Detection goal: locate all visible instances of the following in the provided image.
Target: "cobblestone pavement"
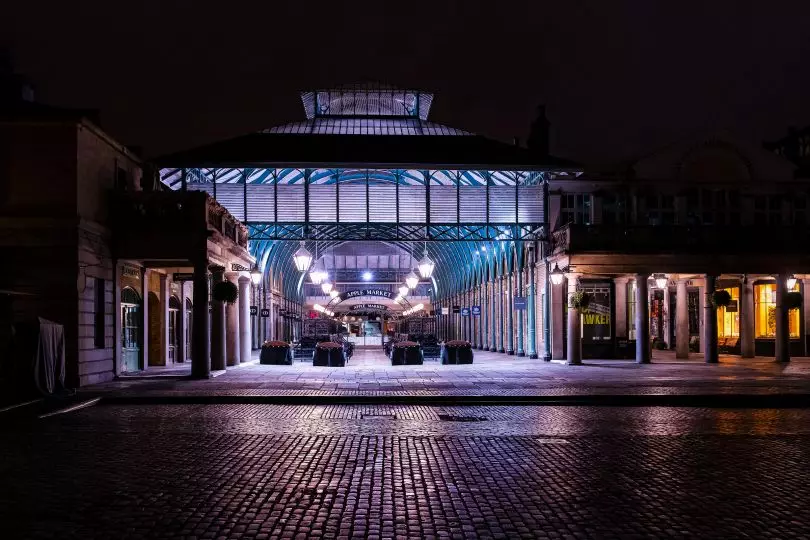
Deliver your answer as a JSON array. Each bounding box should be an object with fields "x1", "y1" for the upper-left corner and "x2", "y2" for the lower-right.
[
  {"x1": 2, "y1": 404, "x2": 810, "y2": 539},
  {"x1": 90, "y1": 349, "x2": 810, "y2": 398}
]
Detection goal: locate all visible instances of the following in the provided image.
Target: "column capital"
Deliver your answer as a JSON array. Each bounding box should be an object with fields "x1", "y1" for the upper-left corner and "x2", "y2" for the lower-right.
[
  {"x1": 208, "y1": 264, "x2": 225, "y2": 274},
  {"x1": 614, "y1": 276, "x2": 630, "y2": 285},
  {"x1": 237, "y1": 273, "x2": 251, "y2": 284}
]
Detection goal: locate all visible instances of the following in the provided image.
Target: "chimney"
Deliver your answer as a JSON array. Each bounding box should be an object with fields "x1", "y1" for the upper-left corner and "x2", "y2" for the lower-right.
[{"x1": 527, "y1": 104, "x2": 550, "y2": 157}]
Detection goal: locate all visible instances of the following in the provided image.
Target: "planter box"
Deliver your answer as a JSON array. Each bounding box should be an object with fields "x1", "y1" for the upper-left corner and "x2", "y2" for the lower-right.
[
  {"x1": 260, "y1": 347, "x2": 292, "y2": 365},
  {"x1": 313, "y1": 347, "x2": 346, "y2": 367},
  {"x1": 441, "y1": 346, "x2": 474, "y2": 364},
  {"x1": 391, "y1": 346, "x2": 423, "y2": 366}
]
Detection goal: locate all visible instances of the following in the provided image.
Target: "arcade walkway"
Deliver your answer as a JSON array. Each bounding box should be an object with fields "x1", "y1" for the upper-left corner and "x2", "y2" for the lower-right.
[{"x1": 88, "y1": 349, "x2": 810, "y2": 399}]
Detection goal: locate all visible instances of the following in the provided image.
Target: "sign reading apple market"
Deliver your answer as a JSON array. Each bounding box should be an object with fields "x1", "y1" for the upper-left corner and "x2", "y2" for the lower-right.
[
  {"x1": 349, "y1": 303, "x2": 389, "y2": 311},
  {"x1": 336, "y1": 289, "x2": 394, "y2": 302}
]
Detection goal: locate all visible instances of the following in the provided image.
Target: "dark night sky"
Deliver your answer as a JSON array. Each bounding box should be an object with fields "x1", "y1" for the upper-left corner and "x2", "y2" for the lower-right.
[{"x1": 5, "y1": 1, "x2": 810, "y2": 163}]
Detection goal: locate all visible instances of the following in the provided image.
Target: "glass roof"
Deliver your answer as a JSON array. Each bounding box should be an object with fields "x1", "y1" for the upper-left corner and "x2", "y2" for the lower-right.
[
  {"x1": 262, "y1": 118, "x2": 470, "y2": 136},
  {"x1": 301, "y1": 82, "x2": 433, "y2": 120}
]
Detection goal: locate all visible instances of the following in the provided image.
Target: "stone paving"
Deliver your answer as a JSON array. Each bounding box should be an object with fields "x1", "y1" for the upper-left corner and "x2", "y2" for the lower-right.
[
  {"x1": 2, "y1": 403, "x2": 810, "y2": 538},
  {"x1": 92, "y1": 349, "x2": 810, "y2": 398}
]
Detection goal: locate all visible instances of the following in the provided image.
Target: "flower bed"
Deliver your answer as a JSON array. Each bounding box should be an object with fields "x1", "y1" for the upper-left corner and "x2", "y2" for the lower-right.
[
  {"x1": 393, "y1": 340, "x2": 420, "y2": 348},
  {"x1": 445, "y1": 340, "x2": 472, "y2": 348},
  {"x1": 262, "y1": 340, "x2": 289, "y2": 348}
]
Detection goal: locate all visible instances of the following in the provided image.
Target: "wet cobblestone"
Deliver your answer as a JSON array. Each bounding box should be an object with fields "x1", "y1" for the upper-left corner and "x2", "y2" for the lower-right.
[{"x1": 2, "y1": 405, "x2": 810, "y2": 538}]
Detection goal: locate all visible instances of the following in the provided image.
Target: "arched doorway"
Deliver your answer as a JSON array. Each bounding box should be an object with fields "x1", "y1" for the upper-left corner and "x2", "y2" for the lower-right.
[
  {"x1": 120, "y1": 287, "x2": 141, "y2": 373},
  {"x1": 168, "y1": 295, "x2": 181, "y2": 363}
]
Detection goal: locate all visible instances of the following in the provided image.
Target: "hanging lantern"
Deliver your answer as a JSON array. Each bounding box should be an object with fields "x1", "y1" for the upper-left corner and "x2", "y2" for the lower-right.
[
  {"x1": 398, "y1": 285, "x2": 409, "y2": 297},
  {"x1": 309, "y1": 259, "x2": 327, "y2": 285},
  {"x1": 405, "y1": 270, "x2": 419, "y2": 290},
  {"x1": 293, "y1": 242, "x2": 312, "y2": 273},
  {"x1": 329, "y1": 289, "x2": 339, "y2": 299},
  {"x1": 250, "y1": 264, "x2": 262, "y2": 286},
  {"x1": 549, "y1": 263, "x2": 564, "y2": 286},
  {"x1": 418, "y1": 243, "x2": 435, "y2": 279},
  {"x1": 321, "y1": 279, "x2": 333, "y2": 294},
  {"x1": 787, "y1": 275, "x2": 797, "y2": 290},
  {"x1": 654, "y1": 273, "x2": 668, "y2": 289}
]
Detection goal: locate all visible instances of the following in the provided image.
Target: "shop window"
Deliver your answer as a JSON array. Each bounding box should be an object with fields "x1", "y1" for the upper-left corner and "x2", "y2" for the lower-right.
[
  {"x1": 601, "y1": 193, "x2": 629, "y2": 225},
  {"x1": 560, "y1": 194, "x2": 591, "y2": 226},
  {"x1": 754, "y1": 282, "x2": 800, "y2": 338},
  {"x1": 716, "y1": 287, "x2": 740, "y2": 338},
  {"x1": 94, "y1": 278, "x2": 105, "y2": 348},
  {"x1": 643, "y1": 194, "x2": 675, "y2": 225},
  {"x1": 754, "y1": 195, "x2": 783, "y2": 226}
]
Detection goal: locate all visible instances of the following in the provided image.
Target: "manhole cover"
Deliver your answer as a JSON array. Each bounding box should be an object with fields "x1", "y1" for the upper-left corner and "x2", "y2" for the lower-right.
[
  {"x1": 361, "y1": 414, "x2": 397, "y2": 419},
  {"x1": 438, "y1": 414, "x2": 488, "y2": 422},
  {"x1": 535, "y1": 438, "x2": 569, "y2": 444}
]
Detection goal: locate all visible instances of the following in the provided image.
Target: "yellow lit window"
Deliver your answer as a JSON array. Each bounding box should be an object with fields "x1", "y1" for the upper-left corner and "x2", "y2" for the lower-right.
[
  {"x1": 716, "y1": 287, "x2": 739, "y2": 338},
  {"x1": 754, "y1": 282, "x2": 800, "y2": 339}
]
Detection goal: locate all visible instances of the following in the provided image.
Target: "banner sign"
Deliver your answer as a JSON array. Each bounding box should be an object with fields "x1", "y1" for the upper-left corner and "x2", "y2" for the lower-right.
[
  {"x1": 250, "y1": 306, "x2": 258, "y2": 316},
  {"x1": 726, "y1": 299, "x2": 738, "y2": 313},
  {"x1": 349, "y1": 303, "x2": 389, "y2": 311},
  {"x1": 260, "y1": 308, "x2": 270, "y2": 317},
  {"x1": 471, "y1": 305, "x2": 481, "y2": 316},
  {"x1": 461, "y1": 307, "x2": 471, "y2": 316},
  {"x1": 441, "y1": 307, "x2": 450, "y2": 315},
  {"x1": 514, "y1": 296, "x2": 527, "y2": 310},
  {"x1": 337, "y1": 289, "x2": 394, "y2": 302},
  {"x1": 580, "y1": 285, "x2": 611, "y2": 343},
  {"x1": 452, "y1": 305, "x2": 460, "y2": 314},
  {"x1": 172, "y1": 272, "x2": 194, "y2": 282}
]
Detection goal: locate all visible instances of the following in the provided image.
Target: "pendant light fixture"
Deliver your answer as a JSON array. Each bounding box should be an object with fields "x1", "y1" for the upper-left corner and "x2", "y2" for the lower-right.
[
  {"x1": 293, "y1": 241, "x2": 312, "y2": 273},
  {"x1": 418, "y1": 241, "x2": 435, "y2": 279}
]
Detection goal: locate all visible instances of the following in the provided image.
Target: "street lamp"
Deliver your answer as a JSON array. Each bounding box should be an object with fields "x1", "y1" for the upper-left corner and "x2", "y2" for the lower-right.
[
  {"x1": 787, "y1": 274, "x2": 797, "y2": 290},
  {"x1": 250, "y1": 264, "x2": 262, "y2": 286},
  {"x1": 321, "y1": 279, "x2": 333, "y2": 295},
  {"x1": 654, "y1": 273, "x2": 668, "y2": 289},
  {"x1": 293, "y1": 242, "x2": 312, "y2": 273},
  {"x1": 549, "y1": 263, "x2": 564, "y2": 286},
  {"x1": 309, "y1": 259, "x2": 327, "y2": 285},
  {"x1": 329, "y1": 289, "x2": 339, "y2": 299},
  {"x1": 398, "y1": 285, "x2": 410, "y2": 297}
]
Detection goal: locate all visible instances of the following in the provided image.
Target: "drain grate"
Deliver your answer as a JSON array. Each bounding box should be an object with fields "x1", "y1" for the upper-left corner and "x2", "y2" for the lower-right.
[
  {"x1": 361, "y1": 414, "x2": 397, "y2": 419},
  {"x1": 438, "y1": 414, "x2": 488, "y2": 422}
]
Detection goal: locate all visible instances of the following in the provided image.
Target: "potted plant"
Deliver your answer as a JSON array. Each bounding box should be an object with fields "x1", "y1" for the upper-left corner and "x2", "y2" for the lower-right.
[
  {"x1": 260, "y1": 340, "x2": 292, "y2": 365},
  {"x1": 313, "y1": 341, "x2": 345, "y2": 367},
  {"x1": 391, "y1": 341, "x2": 423, "y2": 365},
  {"x1": 711, "y1": 290, "x2": 732, "y2": 308},
  {"x1": 212, "y1": 280, "x2": 239, "y2": 304},
  {"x1": 441, "y1": 340, "x2": 474, "y2": 365}
]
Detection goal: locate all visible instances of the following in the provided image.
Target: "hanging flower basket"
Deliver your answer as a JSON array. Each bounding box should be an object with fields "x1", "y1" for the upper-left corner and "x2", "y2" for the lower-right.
[
  {"x1": 786, "y1": 291, "x2": 803, "y2": 310},
  {"x1": 212, "y1": 280, "x2": 239, "y2": 304},
  {"x1": 568, "y1": 290, "x2": 591, "y2": 312},
  {"x1": 260, "y1": 341, "x2": 292, "y2": 365},
  {"x1": 711, "y1": 290, "x2": 732, "y2": 307}
]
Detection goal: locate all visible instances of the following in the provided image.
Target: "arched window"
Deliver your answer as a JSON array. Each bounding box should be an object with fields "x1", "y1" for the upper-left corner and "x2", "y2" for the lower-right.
[{"x1": 121, "y1": 287, "x2": 141, "y2": 305}]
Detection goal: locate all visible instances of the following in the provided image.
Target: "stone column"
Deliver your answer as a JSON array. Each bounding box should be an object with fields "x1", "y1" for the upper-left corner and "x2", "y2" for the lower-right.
[
  {"x1": 160, "y1": 273, "x2": 169, "y2": 365},
  {"x1": 140, "y1": 268, "x2": 150, "y2": 369},
  {"x1": 239, "y1": 275, "x2": 251, "y2": 363},
  {"x1": 490, "y1": 280, "x2": 497, "y2": 352},
  {"x1": 478, "y1": 284, "x2": 485, "y2": 350},
  {"x1": 676, "y1": 277, "x2": 690, "y2": 359},
  {"x1": 662, "y1": 283, "x2": 671, "y2": 348},
  {"x1": 191, "y1": 261, "x2": 211, "y2": 379},
  {"x1": 635, "y1": 273, "x2": 651, "y2": 364},
  {"x1": 506, "y1": 273, "x2": 515, "y2": 354},
  {"x1": 740, "y1": 277, "x2": 755, "y2": 358},
  {"x1": 225, "y1": 272, "x2": 240, "y2": 367},
  {"x1": 482, "y1": 281, "x2": 488, "y2": 350},
  {"x1": 775, "y1": 273, "x2": 790, "y2": 363},
  {"x1": 178, "y1": 278, "x2": 187, "y2": 364},
  {"x1": 614, "y1": 277, "x2": 629, "y2": 339},
  {"x1": 498, "y1": 276, "x2": 505, "y2": 353},
  {"x1": 527, "y1": 257, "x2": 538, "y2": 359},
  {"x1": 113, "y1": 261, "x2": 123, "y2": 375},
  {"x1": 516, "y1": 268, "x2": 525, "y2": 357},
  {"x1": 704, "y1": 274, "x2": 718, "y2": 363},
  {"x1": 209, "y1": 265, "x2": 226, "y2": 371},
  {"x1": 804, "y1": 278, "x2": 810, "y2": 357},
  {"x1": 697, "y1": 282, "x2": 706, "y2": 353},
  {"x1": 566, "y1": 274, "x2": 582, "y2": 365},
  {"x1": 542, "y1": 261, "x2": 552, "y2": 361}
]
